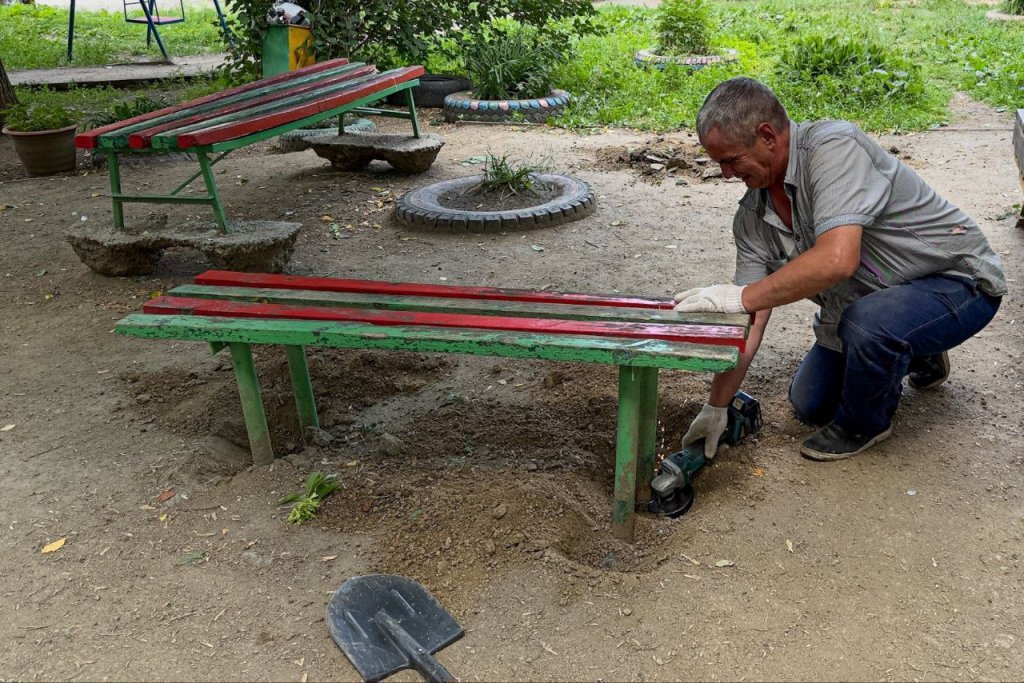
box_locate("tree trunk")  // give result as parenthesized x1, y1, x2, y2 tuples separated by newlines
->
(0, 58, 18, 130)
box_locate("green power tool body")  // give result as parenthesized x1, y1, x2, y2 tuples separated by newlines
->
(647, 391, 762, 518)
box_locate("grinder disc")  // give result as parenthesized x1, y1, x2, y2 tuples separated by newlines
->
(668, 484, 696, 518)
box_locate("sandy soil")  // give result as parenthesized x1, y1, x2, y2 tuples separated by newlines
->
(1, 95, 1022, 682)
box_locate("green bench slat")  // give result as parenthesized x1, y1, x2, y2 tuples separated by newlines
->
(116, 314, 740, 372)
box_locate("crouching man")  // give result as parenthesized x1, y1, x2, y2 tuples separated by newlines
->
(675, 77, 1006, 461)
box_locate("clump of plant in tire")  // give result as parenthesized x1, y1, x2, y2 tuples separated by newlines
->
(471, 153, 552, 199)
(656, 0, 712, 57)
(463, 22, 566, 100)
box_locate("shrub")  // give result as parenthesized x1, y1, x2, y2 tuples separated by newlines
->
(1002, 0, 1024, 15)
(657, 0, 711, 56)
(1, 102, 79, 131)
(87, 94, 170, 129)
(222, 0, 599, 83)
(776, 34, 925, 103)
(464, 23, 563, 100)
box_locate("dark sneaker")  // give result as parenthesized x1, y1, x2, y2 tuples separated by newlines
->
(800, 422, 893, 461)
(908, 351, 950, 390)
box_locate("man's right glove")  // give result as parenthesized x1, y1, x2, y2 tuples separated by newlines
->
(681, 403, 729, 459)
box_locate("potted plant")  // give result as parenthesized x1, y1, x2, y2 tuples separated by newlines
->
(634, 0, 737, 70)
(442, 23, 572, 124)
(2, 102, 80, 175)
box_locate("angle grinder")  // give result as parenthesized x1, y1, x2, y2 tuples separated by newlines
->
(647, 391, 762, 518)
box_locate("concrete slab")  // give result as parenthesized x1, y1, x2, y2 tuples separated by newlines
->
(9, 53, 227, 89)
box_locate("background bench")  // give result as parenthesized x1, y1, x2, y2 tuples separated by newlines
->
(116, 271, 750, 542)
(75, 59, 425, 232)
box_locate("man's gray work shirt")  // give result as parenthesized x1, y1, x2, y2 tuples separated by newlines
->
(732, 119, 1007, 351)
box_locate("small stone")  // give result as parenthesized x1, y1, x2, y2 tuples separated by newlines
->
(483, 540, 496, 556)
(380, 433, 405, 456)
(525, 462, 539, 472)
(241, 550, 272, 568)
(436, 560, 449, 575)
(304, 426, 334, 448)
(492, 503, 508, 520)
(543, 370, 566, 389)
(622, 608, 633, 616)
(136, 393, 152, 404)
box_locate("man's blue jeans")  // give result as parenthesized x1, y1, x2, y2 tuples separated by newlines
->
(788, 275, 1001, 435)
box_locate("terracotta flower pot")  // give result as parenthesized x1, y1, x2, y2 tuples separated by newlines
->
(2, 124, 78, 175)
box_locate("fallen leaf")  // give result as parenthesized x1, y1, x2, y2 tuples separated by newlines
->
(714, 559, 735, 568)
(322, 555, 338, 562)
(786, 539, 793, 553)
(530, 244, 545, 252)
(158, 514, 168, 522)
(1, 424, 15, 432)
(139, 504, 157, 510)
(751, 466, 765, 477)
(157, 489, 175, 502)
(42, 538, 66, 554)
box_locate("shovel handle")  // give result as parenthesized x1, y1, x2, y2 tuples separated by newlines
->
(375, 611, 457, 683)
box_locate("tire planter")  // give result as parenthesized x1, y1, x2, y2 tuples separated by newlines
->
(395, 173, 596, 232)
(442, 90, 571, 124)
(2, 124, 77, 175)
(634, 48, 738, 71)
(385, 74, 474, 108)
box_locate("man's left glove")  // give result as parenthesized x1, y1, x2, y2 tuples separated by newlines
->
(673, 284, 747, 314)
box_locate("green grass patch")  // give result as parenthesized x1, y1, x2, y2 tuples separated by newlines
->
(0, 3, 228, 69)
(12, 77, 228, 130)
(549, 0, 1024, 132)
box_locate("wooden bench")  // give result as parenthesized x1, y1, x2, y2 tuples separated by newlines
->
(115, 270, 750, 541)
(74, 59, 425, 232)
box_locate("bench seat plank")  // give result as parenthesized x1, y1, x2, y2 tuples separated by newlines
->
(194, 270, 735, 315)
(76, 58, 353, 150)
(155, 65, 425, 149)
(116, 314, 740, 372)
(144, 296, 748, 348)
(127, 64, 378, 149)
(167, 284, 748, 333)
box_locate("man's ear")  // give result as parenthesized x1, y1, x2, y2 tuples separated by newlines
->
(756, 122, 778, 148)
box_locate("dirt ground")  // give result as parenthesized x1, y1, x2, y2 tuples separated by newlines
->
(1, 94, 1022, 682)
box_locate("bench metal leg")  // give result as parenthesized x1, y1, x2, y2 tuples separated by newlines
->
(635, 368, 659, 506)
(404, 88, 421, 139)
(197, 151, 229, 233)
(285, 345, 319, 431)
(228, 342, 274, 466)
(107, 152, 125, 229)
(613, 365, 658, 541)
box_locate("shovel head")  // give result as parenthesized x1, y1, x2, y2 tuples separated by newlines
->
(327, 574, 463, 682)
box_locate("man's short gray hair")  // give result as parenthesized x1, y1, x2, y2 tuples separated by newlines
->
(696, 77, 789, 146)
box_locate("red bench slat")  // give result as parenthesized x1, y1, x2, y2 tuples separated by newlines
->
(144, 297, 747, 350)
(194, 271, 676, 310)
(74, 58, 350, 149)
(168, 65, 425, 148)
(127, 64, 378, 149)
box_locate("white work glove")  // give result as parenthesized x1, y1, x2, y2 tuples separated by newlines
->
(673, 284, 747, 314)
(681, 403, 729, 459)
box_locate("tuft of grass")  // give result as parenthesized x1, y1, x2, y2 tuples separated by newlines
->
(1002, 0, 1024, 15)
(0, 4, 228, 70)
(279, 471, 342, 525)
(471, 153, 552, 199)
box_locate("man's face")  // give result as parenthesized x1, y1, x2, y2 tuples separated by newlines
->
(700, 125, 778, 189)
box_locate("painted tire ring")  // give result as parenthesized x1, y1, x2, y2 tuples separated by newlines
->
(442, 90, 571, 124)
(634, 48, 738, 71)
(394, 173, 596, 232)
